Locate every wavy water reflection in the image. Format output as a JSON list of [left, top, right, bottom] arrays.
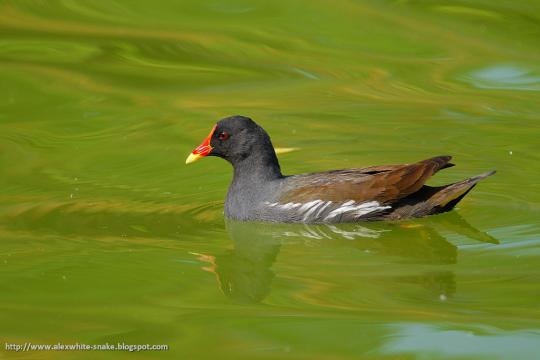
[[193, 215, 498, 304]]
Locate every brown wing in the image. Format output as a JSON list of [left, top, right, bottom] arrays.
[[280, 156, 453, 204]]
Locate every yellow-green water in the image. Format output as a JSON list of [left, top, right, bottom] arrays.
[[1, 1, 539, 359]]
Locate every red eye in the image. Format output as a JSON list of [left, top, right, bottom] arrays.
[[218, 131, 229, 140]]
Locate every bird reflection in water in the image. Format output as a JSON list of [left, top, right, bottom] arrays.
[[191, 212, 498, 303]]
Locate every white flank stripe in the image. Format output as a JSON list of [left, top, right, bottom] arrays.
[[301, 200, 324, 221], [299, 200, 322, 212], [280, 202, 301, 210], [315, 201, 332, 218], [324, 201, 390, 221], [265, 200, 390, 222]]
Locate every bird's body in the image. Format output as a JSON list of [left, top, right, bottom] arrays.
[[186, 116, 495, 224]]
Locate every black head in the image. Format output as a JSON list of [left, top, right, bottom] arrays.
[[186, 115, 279, 167], [211, 115, 272, 162]]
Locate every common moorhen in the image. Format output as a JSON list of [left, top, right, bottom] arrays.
[[186, 116, 495, 223]]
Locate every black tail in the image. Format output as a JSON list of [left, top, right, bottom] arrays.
[[387, 170, 496, 219], [434, 170, 495, 211]]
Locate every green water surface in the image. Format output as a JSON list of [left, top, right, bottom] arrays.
[[1, 1, 539, 359]]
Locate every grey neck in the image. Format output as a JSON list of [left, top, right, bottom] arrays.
[[231, 151, 283, 186], [224, 141, 283, 220]]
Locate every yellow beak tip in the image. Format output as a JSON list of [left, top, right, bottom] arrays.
[[185, 153, 202, 165]]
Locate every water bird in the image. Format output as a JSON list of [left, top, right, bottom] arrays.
[[185, 116, 495, 223]]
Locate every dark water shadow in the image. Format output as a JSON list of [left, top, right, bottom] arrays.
[[196, 212, 498, 303]]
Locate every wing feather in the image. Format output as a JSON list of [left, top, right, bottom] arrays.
[[280, 156, 452, 205]]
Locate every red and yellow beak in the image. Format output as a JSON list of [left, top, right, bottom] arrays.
[[185, 125, 217, 164]]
